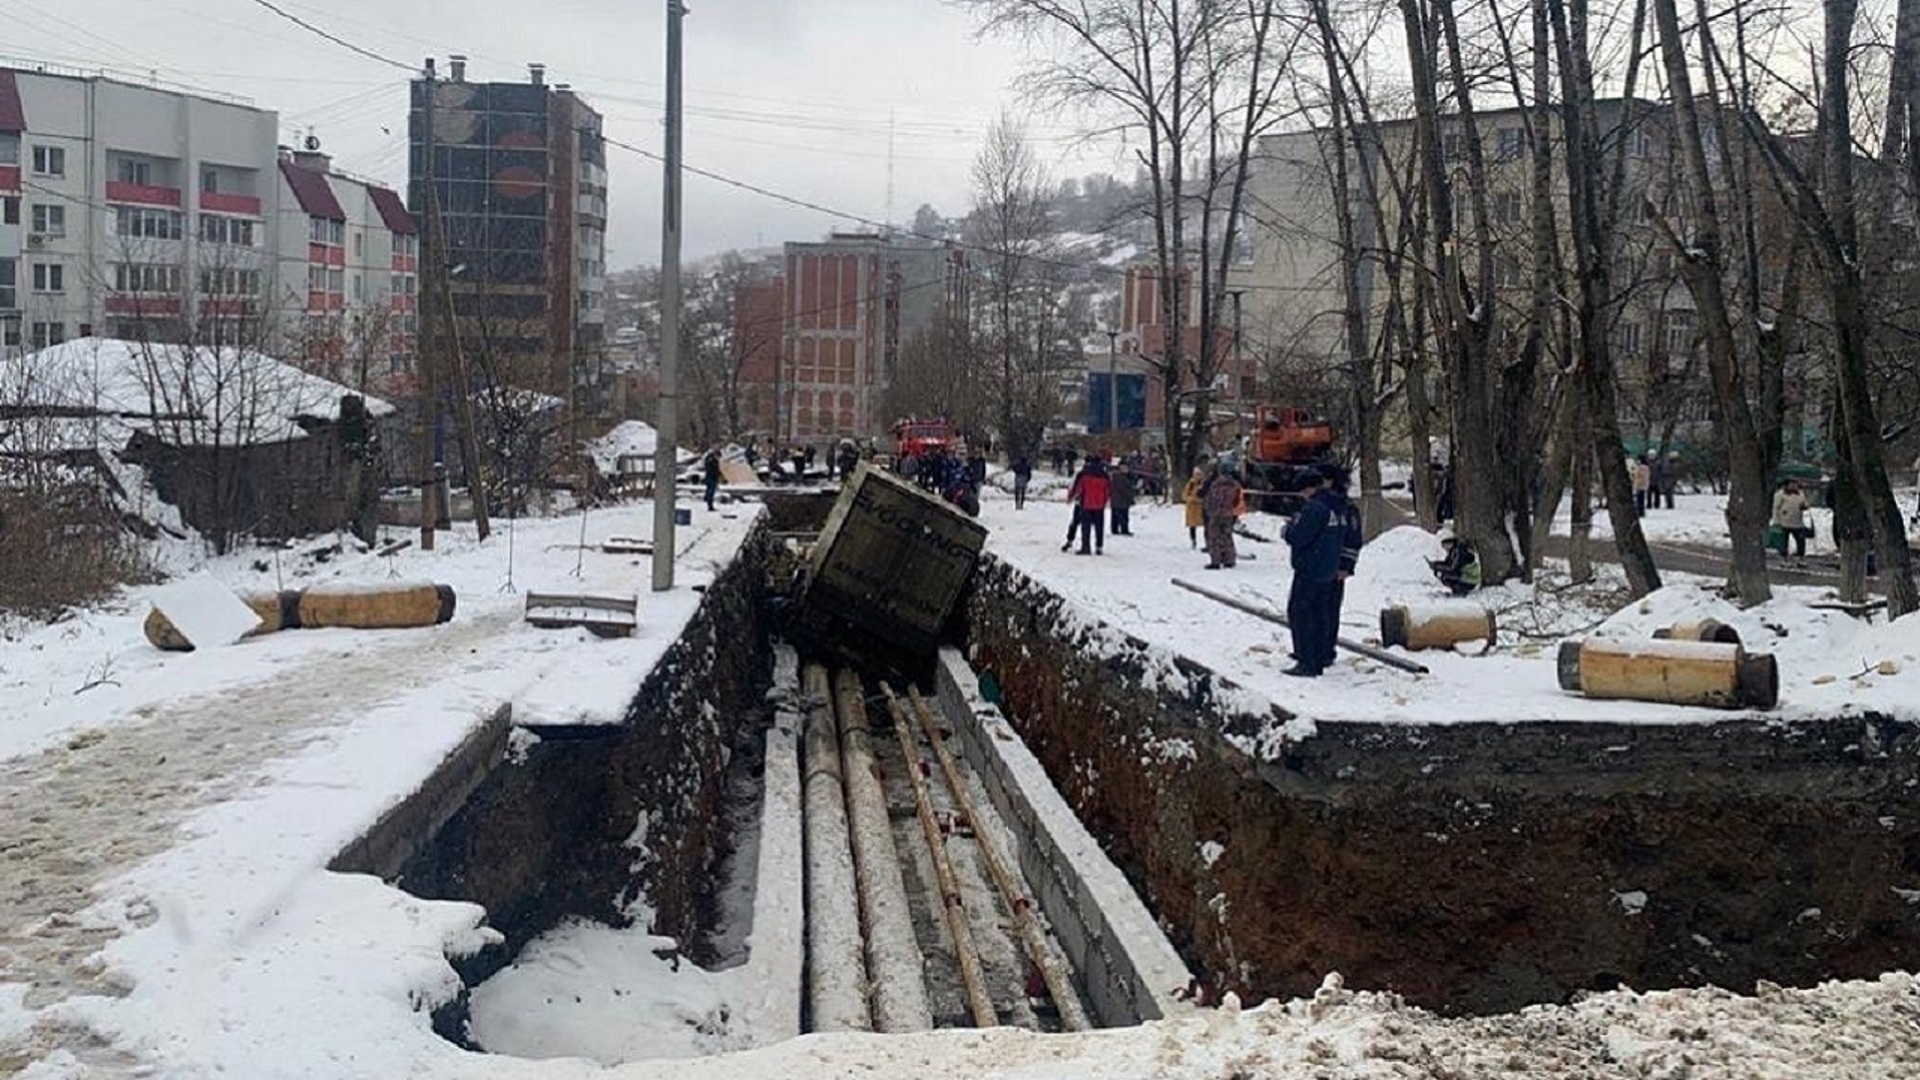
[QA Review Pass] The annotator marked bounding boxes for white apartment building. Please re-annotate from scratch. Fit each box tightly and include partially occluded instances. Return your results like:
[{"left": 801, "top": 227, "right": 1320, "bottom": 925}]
[
  {"left": 0, "top": 63, "right": 415, "bottom": 388},
  {"left": 275, "top": 147, "right": 418, "bottom": 390}
]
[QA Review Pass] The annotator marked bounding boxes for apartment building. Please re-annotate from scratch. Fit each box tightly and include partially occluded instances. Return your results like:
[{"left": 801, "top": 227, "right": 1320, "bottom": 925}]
[
  {"left": 276, "top": 146, "right": 418, "bottom": 391},
  {"left": 774, "top": 233, "right": 965, "bottom": 440},
  {"left": 408, "top": 58, "right": 607, "bottom": 415},
  {"left": 0, "top": 63, "right": 421, "bottom": 391},
  {"left": 0, "top": 64, "right": 279, "bottom": 355}
]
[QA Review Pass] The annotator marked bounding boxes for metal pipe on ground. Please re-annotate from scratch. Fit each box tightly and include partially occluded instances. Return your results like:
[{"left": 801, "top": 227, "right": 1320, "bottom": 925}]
[
  {"left": 881, "top": 683, "right": 997, "bottom": 1027},
  {"left": 801, "top": 663, "right": 871, "bottom": 1033},
  {"left": 907, "top": 687, "right": 1093, "bottom": 1032},
  {"left": 831, "top": 668, "right": 935, "bottom": 1032},
  {"left": 1171, "top": 577, "right": 1429, "bottom": 675}
]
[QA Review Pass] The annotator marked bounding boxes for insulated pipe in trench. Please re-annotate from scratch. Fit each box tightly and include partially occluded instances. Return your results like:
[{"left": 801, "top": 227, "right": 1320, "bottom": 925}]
[
  {"left": 801, "top": 663, "right": 871, "bottom": 1032},
  {"left": 882, "top": 683, "right": 998, "bottom": 1028},
  {"left": 831, "top": 669, "right": 935, "bottom": 1032},
  {"left": 908, "top": 687, "right": 1092, "bottom": 1032}
]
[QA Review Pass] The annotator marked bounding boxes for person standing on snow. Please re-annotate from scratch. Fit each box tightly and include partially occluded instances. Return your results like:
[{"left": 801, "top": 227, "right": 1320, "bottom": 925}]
[
  {"left": 1314, "top": 463, "right": 1364, "bottom": 673},
  {"left": 1631, "top": 455, "right": 1652, "bottom": 516},
  {"left": 1011, "top": 452, "right": 1033, "bottom": 510},
  {"left": 1063, "top": 454, "right": 1112, "bottom": 555},
  {"left": 1281, "top": 470, "right": 1343, "bottom": 677},
  {"left": 701, "top": 446, "right": 722, "bottom": 511},
  {"left": 1772, "top": 478, "right": 1812, "bottom": 561},
  {"left": 1109, "top": 461, "right": 1136, "bottom": 536},
  {"left": 1201, "top": 461, "right": 1242, "bottom": 569},
  {"left": 1182, "top": 463, "right": 1207, "bottom": 549}
]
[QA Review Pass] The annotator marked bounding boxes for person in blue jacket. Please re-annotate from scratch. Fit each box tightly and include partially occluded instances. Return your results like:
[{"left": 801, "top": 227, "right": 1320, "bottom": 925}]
[{"left": 1282, "top": 463, "right": 1359, "bottom": 677}]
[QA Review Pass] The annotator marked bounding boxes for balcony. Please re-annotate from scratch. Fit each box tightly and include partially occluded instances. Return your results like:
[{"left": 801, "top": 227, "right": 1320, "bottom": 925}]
[
  {"left": 106, "top": 181, "right": 183, "bottom": 208},
  {"left": 0, "top": 165, "right": 18, "bottom": 192},
  {"left": 199, "top": 191, "right": 262, "bottom": 216}
]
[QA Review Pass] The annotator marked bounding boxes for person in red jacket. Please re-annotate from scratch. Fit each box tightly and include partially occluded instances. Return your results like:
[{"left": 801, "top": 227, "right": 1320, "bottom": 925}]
[{"left": 1061, "top": 455, "right": 1112, "bottom": 555}]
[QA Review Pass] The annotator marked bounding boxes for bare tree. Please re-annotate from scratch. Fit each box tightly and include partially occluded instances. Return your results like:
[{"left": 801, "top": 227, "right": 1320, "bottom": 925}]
[
  {"left": 969, "top": 114, "right": 1067, "bottom": 457},
  {"left": 958, "top": 0, "right": 1297, "bottom": 475}
]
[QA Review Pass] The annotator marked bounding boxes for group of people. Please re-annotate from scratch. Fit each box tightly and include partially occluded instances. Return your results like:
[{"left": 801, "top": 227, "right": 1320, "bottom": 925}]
[
  {"left": 1059, "top": 453, "right": 1139, "bottom": 554},
  {"left": 1630, "top": 452, "right": 1677, "bottom": 515}
]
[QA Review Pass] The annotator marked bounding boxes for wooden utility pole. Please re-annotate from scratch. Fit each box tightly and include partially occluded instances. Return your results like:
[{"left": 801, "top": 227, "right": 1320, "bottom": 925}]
[
  {"left": 418, "top": 67, "right": 490, "bottom": 542},
  {"left": 416, "top": 59, "right": 441, "bottom": 551}
]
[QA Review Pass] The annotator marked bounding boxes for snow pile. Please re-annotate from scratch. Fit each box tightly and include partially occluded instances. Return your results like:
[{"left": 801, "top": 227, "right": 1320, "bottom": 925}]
[{"left": 467, "top": 918, "right": 757, "bottom": 1063}]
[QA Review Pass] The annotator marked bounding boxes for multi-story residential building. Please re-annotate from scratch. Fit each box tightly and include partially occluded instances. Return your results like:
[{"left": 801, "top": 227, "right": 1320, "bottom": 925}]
[
  {"left": 1236, "top": 100, "right": 1821, "bottom": 456},
  {"left": 0, "top": 63, "right": 418, "bottom": 387},
  {"left": 275, "top": 146, "right": 418, "bottom": 392},
  {"left": 407, "top": 58, "right": 606, "bottom": 416},
  {"left": 771, "top": 233, "right": 964, "bottom": 441},
  {"left": 0, "top": 64, "right": 279, "bottom": 355}
]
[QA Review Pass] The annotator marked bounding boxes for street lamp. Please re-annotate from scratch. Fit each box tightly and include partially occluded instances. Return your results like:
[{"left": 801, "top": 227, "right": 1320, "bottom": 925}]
[{"left": 1105, "top": 328, "right": 1119, "bottom": 436}]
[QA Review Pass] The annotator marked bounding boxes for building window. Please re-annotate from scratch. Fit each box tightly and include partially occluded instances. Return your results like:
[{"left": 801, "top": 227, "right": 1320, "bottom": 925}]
[
  {"left": 31, "top": 263, "right": 63, "bottom": 293},
  {"left": 31, "top": 321, "right": 65, "bottom": 349},
  {"left": 201, "top": 167, "right": 219, "bottom": 194},
  {"left": 353, "top": 232, "right": 364, "bottom": 258},
  {"left": 1495, "top": 191, "right": 1522, "bottom": 225},
  {"left": 1620, "top": 322, "right": 1642, "bottom": 357},
  {"left": 328, "top": 268, "right": 345, "bottom": 293},
  {"left": 395, "top": 234, "right": 417, "bottom": 257},
  {"left": 115, "top": 263, "right": 181, "bottom": 294},
  {"left": 308, "top": 265, "right": 329, "bottom": 293},
  {"left": 200, "top": 214, "right": 256, "bottom": 247},
  {"left": 0, "top": 259, "right": 15, "bottom": 309},
  {"left": 309, "top": 217, "right": 344, "bottom": 245},
  {"left": 114, "top": 207, "right": 183, "bottom": 239},
  {"left": 1495, "top": 255, "right": 1523, "bottom": 289},
  {"left": 1663, "top": 310, "right": 1695, "bottom": 355},
  {"left": 31, "top": 146, "right": 65, "bottom": 177},
  {"left": 351, "top": 274, "right": 363, "bottom": 301},
  {"left": 31, "top": 203, "right": 66, "bottom": 237},
  {"left": 2, "top": 197, "right": 15, "bottom": 225},
  {"left": 2, "top": 317, "right": 18, "bottom": 349},
  {"left": 117, "top": 158, "right": 153, "bottom": 186},
  {"left": 198, "top": 268, "right": 260, "bottom": 296},
  {"left": 0, "top": 135, "right": 16, "bottom": 165},
  {"left": 1495, "top": 127, "right": 1524, "bottom": 162}
]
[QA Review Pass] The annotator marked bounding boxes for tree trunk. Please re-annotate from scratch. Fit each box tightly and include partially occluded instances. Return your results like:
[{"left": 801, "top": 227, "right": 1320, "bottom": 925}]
[
  {"left": 1650, "top": 0, "right": 1772, "bottom": 604},
  {"left": 1816, "top": 0, "right": 1920, "bottom": 616},
  {"left": 1832, "top": 421, "right": 1872, "bottom": 604}
]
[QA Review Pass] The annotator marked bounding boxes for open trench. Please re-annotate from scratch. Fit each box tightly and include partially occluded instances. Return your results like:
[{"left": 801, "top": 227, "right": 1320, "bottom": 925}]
[{"left": 323, "top": 494, "right": 1920, "bottom": 1067}]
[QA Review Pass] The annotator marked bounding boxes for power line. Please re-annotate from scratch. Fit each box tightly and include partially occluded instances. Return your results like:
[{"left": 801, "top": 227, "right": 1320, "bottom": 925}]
[{"left": 243, "top": 0, "right": 414, "bottom": 72}]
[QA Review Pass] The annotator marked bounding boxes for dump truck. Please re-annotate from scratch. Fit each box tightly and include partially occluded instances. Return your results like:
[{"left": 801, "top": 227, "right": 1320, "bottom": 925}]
[
  {"left": 788, "top": 461, "right": 989, "bottom": 672},
  {"left": 1241, "top": 404, "right": 1335, "bottom": 514}
]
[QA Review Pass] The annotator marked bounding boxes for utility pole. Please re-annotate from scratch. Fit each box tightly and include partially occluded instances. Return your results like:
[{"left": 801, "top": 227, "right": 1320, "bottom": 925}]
[
  {"left": 1106, "top": 328, "right": 1119, "bottom": 436},
  {"left": 417, "top": 59, "right": 441, "bottom": 551},
  {"left": 651, "top": 0, "right": 685, "bottom": 592},
  {"left": 420, "top": 62, "right": 490, "bottom": 543},
  {"left": 1228, "top": 287, "right": 1245, "bottom": 415}
]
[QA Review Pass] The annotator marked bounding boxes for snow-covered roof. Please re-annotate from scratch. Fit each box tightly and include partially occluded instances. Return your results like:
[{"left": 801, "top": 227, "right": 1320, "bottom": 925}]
[
  {"left": 3, "top": 338, "right": 391, "bottom": 449},
  {"left": 586, "top": 419, "right": 696, "bottom": 472}
]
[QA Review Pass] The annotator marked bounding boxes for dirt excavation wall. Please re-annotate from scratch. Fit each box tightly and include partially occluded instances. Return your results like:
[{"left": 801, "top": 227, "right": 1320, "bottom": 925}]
[
  {"left": 336, "top": 525, "right": 775, "bottom": 983},
  {"left": 964, "top": 555, "right": 1920, "bottom": 1016}
]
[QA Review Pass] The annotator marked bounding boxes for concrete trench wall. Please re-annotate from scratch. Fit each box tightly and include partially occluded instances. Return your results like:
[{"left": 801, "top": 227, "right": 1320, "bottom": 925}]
[
  {"left": 332, "top": 523, "right": 777, "bottom": 982},
  {"left": 963, "top": 554, "right": 1920, "bottom": 1015},
  {"left": 933, "top": 649, "right": 1194, "bottom": 1026}
]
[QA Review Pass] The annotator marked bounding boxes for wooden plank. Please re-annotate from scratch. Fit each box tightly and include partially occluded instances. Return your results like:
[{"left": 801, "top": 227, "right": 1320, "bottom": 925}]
[{"left": 1170, "top": 577, "right": 1429, "bottom": 675}]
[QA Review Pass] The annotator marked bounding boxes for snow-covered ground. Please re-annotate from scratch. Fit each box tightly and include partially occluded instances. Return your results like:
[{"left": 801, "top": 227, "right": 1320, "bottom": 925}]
[
  {"left": 980, "top": 476, "right": 1920, "bottom": 742},
  {"left": 3, "top": 474, "right": 1918, "bottom": 1078},
  {"left": 1545, "top": 489, "right": 1920, "bottom": 556}
]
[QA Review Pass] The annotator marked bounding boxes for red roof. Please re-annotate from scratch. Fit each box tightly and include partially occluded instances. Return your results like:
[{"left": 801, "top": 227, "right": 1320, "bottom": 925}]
[
  {"left": 0, "top": 70, "right": 25, "bottom": 134},
  {"left": 278, "top": 159, "right": 345, "bottom": 221},
  {"left": 367, "top": 186, "right": 416, "bottom": 236}
]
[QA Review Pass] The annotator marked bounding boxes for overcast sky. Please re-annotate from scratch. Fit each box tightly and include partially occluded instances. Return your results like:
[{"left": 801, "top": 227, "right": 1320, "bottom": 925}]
[{"left": 8, "top": 0, "right": 1116, "bottom": 267}]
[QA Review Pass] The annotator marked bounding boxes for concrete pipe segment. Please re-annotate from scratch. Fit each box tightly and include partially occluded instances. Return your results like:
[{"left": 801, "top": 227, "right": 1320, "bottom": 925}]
[{"left": 1557, "top": 638, "right": 1779, "bottom": 710}]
